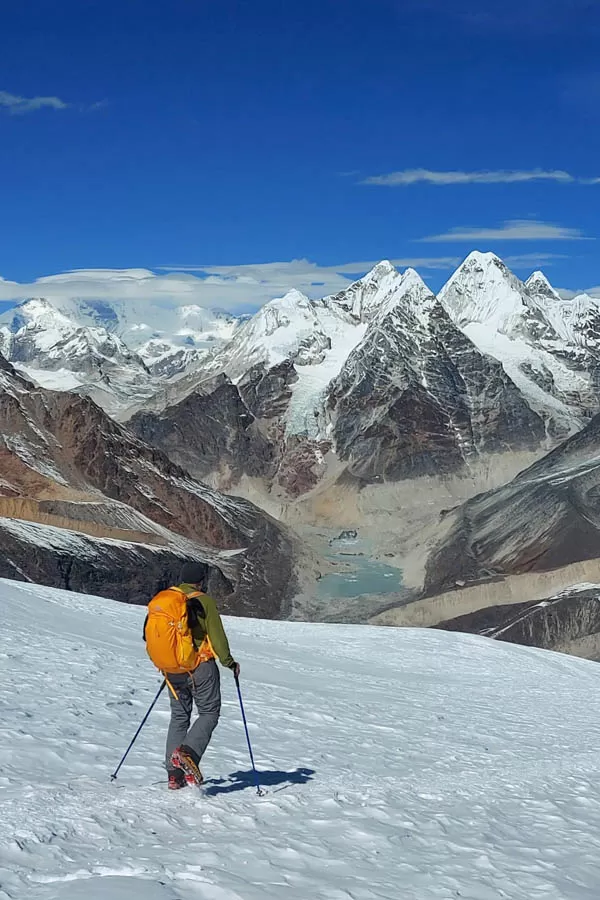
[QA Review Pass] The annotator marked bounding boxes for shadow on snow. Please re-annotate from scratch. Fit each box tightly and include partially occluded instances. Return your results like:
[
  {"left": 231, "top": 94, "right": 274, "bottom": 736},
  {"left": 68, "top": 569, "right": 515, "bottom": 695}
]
[{"left": 204, "top": 767, "right": 315, "bottom": 796}]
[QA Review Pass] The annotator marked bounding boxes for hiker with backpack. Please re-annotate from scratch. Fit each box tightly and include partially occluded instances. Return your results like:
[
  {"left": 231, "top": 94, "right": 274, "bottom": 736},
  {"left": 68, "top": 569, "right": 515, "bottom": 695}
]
[{"left": 144, "top": 562, "right": 240, "bottom": 790}]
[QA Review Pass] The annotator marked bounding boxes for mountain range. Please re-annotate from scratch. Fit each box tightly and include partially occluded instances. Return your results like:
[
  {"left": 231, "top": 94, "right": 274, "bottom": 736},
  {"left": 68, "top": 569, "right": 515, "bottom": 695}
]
[
  {"left": 4, "top": 250, "right": 600, "bottom": 654},
  {"left": 5, "top": 253, "right": 598, "bottom": 499},
  {"left": 125, "top": 252, "right": 600, "bottom": 500}
]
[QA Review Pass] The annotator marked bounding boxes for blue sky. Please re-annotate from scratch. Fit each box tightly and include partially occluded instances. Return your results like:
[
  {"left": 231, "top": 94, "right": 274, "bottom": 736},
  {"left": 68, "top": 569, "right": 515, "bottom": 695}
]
[{"left": 1, "top": 0, "right": 599, "bottom": 309}]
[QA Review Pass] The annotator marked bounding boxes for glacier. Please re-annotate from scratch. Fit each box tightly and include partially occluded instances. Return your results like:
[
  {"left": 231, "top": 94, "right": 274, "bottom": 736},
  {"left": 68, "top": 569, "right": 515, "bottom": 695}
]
[{"left": 2, "top": 578, "right": 600, "bottom": 898}]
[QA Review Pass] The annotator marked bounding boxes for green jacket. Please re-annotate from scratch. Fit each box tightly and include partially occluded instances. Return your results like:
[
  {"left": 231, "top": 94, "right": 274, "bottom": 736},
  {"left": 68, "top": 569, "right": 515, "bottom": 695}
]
[{"left": 179, "top": 583, "right": 235, "bottom": 669}]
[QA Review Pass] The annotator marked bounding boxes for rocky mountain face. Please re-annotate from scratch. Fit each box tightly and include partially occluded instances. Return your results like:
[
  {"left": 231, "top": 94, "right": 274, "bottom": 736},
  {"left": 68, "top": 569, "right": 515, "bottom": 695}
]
[
  {"left": 324, "top": 269, "right": 546, "bottom": 480},
  {"left": 434, "top": 585, "right": 600, "bottom": 660},
  {"left": 130, "top": 373, "right": 277, "bottom": 489},
  {"left": 129, "top": 361, "right": 332, "bottom": 499},
  {"left": 129, "top": 260, "right": 555, "bottom": 497},
  {"left": 0, "top": 516, "right": 234, "bottom": 607},
  {"left": 422, "top": 412, "right": 600, "bottom": 598},
  {"left": 0, "top": 354, "right": 298, "bottom": 616}
]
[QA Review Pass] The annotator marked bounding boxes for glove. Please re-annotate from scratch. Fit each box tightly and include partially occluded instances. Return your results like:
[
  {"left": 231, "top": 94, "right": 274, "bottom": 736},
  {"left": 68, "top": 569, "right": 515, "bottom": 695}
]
[{"left": 231, "top": 661, "right": 241, "bottom": 679}]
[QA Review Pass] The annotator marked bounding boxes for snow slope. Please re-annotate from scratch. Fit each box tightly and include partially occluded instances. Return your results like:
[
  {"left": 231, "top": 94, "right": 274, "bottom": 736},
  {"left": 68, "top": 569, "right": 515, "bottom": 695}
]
[
  {"left": 3, "top": 580, "right": 600, "bottom": 898},
  {"left": 203, "top": 287, "right": 371, "bottom": 437},
  {"left": 195, "top": 263, "right": 421, "bottom": 437}
]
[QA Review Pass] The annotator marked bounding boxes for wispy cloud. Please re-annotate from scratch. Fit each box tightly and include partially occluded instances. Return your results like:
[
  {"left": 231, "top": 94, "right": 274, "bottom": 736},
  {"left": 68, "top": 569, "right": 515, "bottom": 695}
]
[
  {"left": 0, "top": 251, "right": 572, "bottom": 314},
  {"left": 164, "top": 257, "right": 462, "bottom": 277},
  {"left": 419, "top": 220, "right": 592, "bottom": 242},
  {"left": 0, "top": 257, "right": 464, "bottom": 312},
  {"left": 0, "top": 90, "right": 106, "bottom": 115},
  {"left": 0, "top": 90, "right": 69, "bottom": 114},
  {"left": 557, "top": 286, "right": 600, "bottom": 300},
  {"left": 504, "top": 253, "right": 568, "bottom": 268},
  {"left": 362, "top": 168, "right": 597, "bottom": 187}
]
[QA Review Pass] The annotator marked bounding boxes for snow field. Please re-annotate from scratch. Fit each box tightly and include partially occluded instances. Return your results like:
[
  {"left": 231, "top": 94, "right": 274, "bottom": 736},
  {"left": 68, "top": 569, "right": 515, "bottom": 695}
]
[{"left": 2, "top": 579, "right": 600, "bottom": 898}]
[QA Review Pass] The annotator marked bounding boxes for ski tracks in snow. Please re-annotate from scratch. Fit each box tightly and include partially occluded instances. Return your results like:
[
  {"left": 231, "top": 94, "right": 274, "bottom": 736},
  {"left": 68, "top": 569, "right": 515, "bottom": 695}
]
[{"left": 2, "top": 581, "right": 600, "bottom": 898}]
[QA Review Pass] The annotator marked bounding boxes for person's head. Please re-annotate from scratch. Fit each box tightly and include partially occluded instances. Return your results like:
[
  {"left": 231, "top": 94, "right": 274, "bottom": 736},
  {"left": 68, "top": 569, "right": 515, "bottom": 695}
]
[{"left": 179, "top": 561, "right": 208, "bottom": 590}]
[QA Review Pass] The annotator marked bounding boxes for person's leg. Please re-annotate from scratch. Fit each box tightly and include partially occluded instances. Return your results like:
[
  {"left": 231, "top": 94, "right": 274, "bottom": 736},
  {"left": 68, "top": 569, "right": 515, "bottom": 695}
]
[
  {"left": 185, "top": 659, "right": 221, "bottom": 763},
  {"left": 165, "top": 675, "right": 193, "bottom": 771}
]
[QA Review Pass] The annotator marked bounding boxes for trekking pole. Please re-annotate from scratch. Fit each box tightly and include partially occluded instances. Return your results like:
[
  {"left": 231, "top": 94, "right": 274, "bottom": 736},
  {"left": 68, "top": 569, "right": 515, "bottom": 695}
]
[
  {"left": 235, "top": 674, "right": 264, "bottom": 796},
  {"left": 110, "top": 679, "right": 166, "bottom": 781}
]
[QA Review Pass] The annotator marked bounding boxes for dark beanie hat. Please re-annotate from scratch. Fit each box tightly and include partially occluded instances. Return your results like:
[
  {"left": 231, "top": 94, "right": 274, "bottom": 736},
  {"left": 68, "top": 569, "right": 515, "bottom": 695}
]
[{"left": 179, "top": 561, "right": 208, "bottom": 586}]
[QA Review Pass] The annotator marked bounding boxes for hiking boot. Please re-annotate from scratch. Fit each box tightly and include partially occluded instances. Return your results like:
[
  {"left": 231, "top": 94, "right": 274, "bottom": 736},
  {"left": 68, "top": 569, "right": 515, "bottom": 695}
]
[
  {"left": 171, "top": 745, "right": 203, "bottom": 786},
  {"left": 167, "top": 768, "right": 187, "bottom": 790}
]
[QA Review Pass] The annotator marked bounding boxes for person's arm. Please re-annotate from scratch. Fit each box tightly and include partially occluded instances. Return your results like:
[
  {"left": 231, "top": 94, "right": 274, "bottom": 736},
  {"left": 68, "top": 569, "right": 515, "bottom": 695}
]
[{"left": 203, "top": 594, "right": 237, "bottom": 670}]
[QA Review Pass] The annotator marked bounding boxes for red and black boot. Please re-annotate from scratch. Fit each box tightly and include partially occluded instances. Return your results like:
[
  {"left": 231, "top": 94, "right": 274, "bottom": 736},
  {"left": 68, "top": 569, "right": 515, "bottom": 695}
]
[
  {"left": 167, "top": 767, "right": 187, "bottom": 790},
  {"left": 171, "top": 745, "right": 203, "bottom": 787}
]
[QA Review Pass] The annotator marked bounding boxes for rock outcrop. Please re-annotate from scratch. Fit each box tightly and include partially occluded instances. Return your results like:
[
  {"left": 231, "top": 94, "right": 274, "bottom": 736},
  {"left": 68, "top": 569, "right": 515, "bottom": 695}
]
[
  {"left": 0, "top": 355, "right": 298, "bottom": 616},
  {"left": 0, "top": 516, "right": 233, "bottom": 606},
  {"left": 434, "top": 585, "right": 600, "bottom": 660},
  {"left": 421, "top": 412, "right": 600, "bottom": 598},
  {"left": 129, "top": 373, "right": 276, "bottom": 489}
]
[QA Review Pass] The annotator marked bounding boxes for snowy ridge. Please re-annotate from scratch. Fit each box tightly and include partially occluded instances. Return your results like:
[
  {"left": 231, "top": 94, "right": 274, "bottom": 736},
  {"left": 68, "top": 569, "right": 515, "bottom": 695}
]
[
  {"left": 323, "top": 259, "right": 403, "bottom": 320},
  {"left": 0, "top": 298, "right": 143, "bottom": 365},
  {"left": 525, "top": 270, "right": 563, "bottom": 302},
  {"left": 0, "top": 292, "right": 239, "bottom": 409},
  {"left": 3, "top": 579, "right": 600, "bottom": 898},
  {"left": 0, "top": 298, "right": 159, "bottom": 416},
  {"left": 2, "top": 253, "right": 600, "bottom": 445},
  {"left": 438, "top": 251, "right": 531, "bottom": 330},
  {"left": 440, "top": 251, "right": 600, "bottom": 436}
]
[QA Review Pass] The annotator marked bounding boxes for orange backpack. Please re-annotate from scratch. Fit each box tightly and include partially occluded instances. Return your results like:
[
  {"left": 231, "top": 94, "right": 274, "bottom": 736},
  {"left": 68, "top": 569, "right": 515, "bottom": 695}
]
[{"left": 144, "top": 587, "right": 206, "bottom": 675}]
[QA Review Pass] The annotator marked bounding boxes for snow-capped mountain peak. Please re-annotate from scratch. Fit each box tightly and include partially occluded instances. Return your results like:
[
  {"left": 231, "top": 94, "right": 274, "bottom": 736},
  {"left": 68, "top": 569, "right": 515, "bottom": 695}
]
[
  {"left": 374, "top": 267, "right": 436, "bottom": 323},
  {"left": 525, "top": 271, "right": 562, "bottom": 302},
  {"left": 438, "top": 255, "right": 600, "bottom": 436},
  {"left": 398, "top": 266, "right": 432, "bottom": 296},
  {"left": 365, "top": 259, "right": 397, "bottom": 278},
  {"left": 3, "top": 297, "right": 75, "bottom": 337},
  {"left": 274, "top": 288, "right": 312, "bottom": 309},
  {"left": 439, "top": 250, "right": 528, "bottom": 330},
  {"left": 0, "top": 296, "right": 134, "bottom": 360},
  {"left": 325, "top": 260, "right": 403, "bottom": 322},
  {"left": 463, "top": 249, "right": 504, "bottom": 266}
]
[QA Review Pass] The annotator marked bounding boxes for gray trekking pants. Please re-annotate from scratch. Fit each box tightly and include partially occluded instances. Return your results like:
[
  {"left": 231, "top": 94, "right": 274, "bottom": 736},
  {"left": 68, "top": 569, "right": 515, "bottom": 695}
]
[{"left": 165, "top": 659, "right": 221, "bottom": 770}]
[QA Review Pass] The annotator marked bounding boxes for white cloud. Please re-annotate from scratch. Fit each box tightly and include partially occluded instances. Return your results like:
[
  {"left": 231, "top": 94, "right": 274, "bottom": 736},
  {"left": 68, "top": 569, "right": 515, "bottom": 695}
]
[
  {"left": 0, "top": 90, "right": 69, "bottom": 114},
  {"left": 503, "top": 253, "right": 568, "bottom": 267},
  {"left": 361, "top": 168, "right": 588, "bottom": 186},
  {"left": 166, "top": 257, "right": 462, "bottom": 277},
  {"left": 558, "top": 286, "right": 600, "bottom": 300},
  {"left": 0, "top": 257, "right": 463, "bottom": 312},
  {"left": 419, "top": 220, "right": 591, "bottom": 242},
  {"left": 0, "top": 254, "right": 572, "bottom": 315}
]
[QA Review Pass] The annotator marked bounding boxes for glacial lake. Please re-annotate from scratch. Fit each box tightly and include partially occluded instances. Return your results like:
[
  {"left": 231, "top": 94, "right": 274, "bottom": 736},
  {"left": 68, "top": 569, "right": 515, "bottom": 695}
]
[{"left": 315, "top": 533, "right": 403, "bottom": 600}]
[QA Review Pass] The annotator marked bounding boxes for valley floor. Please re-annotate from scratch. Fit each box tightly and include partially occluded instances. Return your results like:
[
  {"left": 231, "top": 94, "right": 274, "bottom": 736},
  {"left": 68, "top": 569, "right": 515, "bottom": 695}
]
[{"left": 2, "top": 580, "right": 600, "bottom": 898}]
